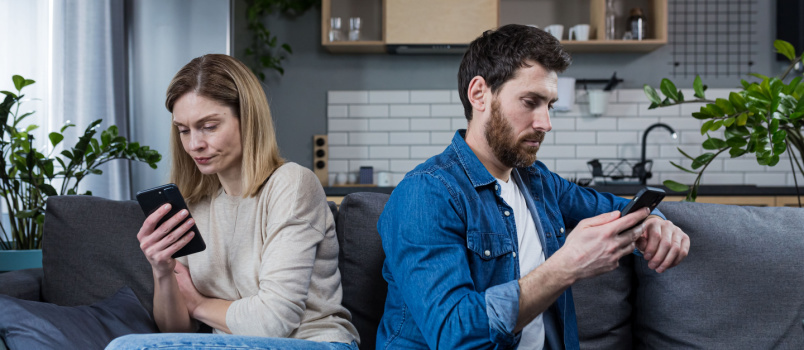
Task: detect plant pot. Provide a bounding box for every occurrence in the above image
[0,249,43,272]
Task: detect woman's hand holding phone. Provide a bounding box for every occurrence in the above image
[136,203,197,276]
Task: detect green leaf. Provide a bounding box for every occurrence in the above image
[24,124,39,133]
[723,117,735,127]
[660,79,680,102]
[701,120,714,135]
[60,123,75,133]
[729,147,747,158]
[767,154,781,166]
[643,86,660,104]
[38,184,57,196]
[0,90,18,98]
[22,79,35,88]
[774,39,796,61]
[749,73,771,81]
[741,79,750,89]
[281,43,292,54]
[48,132,64,147]
[702,137,727,150]
[715,98,735,115]
[726,136,747,148]
[663,180,690,192]
[691,112,710,120]
[709,120,724,132]
[693,76,705,99]
[705,103,725,117]
[669,161,697,174]
[12,75,24,91]
[729,92,747,112]
[677,147,696,160]
[691,152,715,169]
[737,113,749,126]
[14,209,38,219]
[773,140,787,154]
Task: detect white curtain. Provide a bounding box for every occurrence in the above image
[49,0,131,200]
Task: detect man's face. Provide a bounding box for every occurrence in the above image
[483,62,557,168]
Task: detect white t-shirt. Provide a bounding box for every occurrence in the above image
[496,176,546,350]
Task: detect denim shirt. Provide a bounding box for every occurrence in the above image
[377,130,663,349]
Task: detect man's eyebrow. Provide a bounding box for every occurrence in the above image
[524,91,558,103]
[172,113,222,126]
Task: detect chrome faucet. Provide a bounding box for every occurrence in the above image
[637,123,677,185]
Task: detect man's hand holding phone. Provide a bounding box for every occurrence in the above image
[137,203,197,276]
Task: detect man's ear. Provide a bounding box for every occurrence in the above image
[467,76,489,114]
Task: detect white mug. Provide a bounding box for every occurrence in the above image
[336,173,347,185]
[569,24,590,41]
[377,172,391,187]
[544,24,564,40]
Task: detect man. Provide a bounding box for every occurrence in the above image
[376,24,690,350]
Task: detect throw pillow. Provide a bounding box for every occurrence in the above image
[0,286,158,350]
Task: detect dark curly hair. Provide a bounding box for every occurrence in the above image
[458,24,572,121]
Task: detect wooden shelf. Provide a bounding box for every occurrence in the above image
[323,40,386,53]
[560,39,667,53]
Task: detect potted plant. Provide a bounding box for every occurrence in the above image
[643,40,803,205]
[0,75,161,271]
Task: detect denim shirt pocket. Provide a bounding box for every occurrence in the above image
[466,231,514,260]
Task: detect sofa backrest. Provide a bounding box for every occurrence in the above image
[335,192,389,350]
[42,195,154,313]
[574,200,804,349]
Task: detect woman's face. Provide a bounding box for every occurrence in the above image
[172,92,242,180]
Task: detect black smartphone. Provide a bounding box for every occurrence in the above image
[136,183,206,258]
[620,186,666,230]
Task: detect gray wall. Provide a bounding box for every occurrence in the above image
[232,0,779,169]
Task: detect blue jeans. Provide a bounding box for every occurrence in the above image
[105,334,358,350]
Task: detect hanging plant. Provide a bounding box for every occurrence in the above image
[244,0,320,80]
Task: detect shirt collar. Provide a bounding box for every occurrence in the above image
[450,129,542,188]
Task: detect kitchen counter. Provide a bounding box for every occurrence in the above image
[325,185,802,197]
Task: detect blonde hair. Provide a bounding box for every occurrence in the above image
[165,54,284,204]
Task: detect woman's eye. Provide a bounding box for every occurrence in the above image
[203,125,217,131]
[178,129,189,135]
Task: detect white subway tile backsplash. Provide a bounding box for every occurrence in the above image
[390,104,430,117]
[411,90,452,103]
[349,105,389,118]
[537,145,575,159]
[452,118,467,130]
[369,119,409,131]
[638,104,681,117]
[411,118,452,131]
[787,172,804,186]
[329,119,368,132]
[327,132,348,145]
[553,131,596,144]
[328,106,348,118]
[370,146,409,159]
[330,146,369,159]
[575,117,618,131]
[369,90,409,104]
[597,131,638,144]
[326,89,797,187]
[329,91,368,104]
[451,90,462,104]
[411,145,446,158]
[431,104,464,117]
[391,159,427,172]
[430,132,455,145]
[390,132,430,145]
[576,145,618,159]
[349,160,390,172]
[350,132,389,145]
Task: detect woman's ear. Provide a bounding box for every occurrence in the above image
[467,76,488,115]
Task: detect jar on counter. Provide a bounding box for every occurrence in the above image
[628,8,646,40]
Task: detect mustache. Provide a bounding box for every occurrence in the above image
[519,131,546,142]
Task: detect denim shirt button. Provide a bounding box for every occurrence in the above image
[560,227,565,233]
[495,184,499,191]
[512,252,517,258]
[484,250,491,257]
[504,211,511,216]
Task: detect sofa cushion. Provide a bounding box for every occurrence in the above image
[632,201,804,349]
[42,196,154,313]
[573,254,636,349]
[336,192,390,350]
[0,286,158,350]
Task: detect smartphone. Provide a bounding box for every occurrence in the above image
[620,186,666,230]
[136,183,206,258]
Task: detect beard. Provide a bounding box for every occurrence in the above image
[484,99,545,168]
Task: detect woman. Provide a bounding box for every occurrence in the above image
[107,54,359,349]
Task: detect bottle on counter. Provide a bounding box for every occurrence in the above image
[628,8,646,40]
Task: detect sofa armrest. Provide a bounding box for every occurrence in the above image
[0,268,43,301]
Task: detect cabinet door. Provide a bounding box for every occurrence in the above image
[384,0,498,44]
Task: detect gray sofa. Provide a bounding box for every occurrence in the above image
[1,193,803,349]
